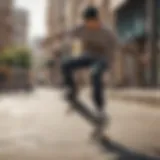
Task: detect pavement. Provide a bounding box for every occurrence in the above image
[0,88,159,160]
[109,89,160,106]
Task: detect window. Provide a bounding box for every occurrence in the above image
[117,8,145,42]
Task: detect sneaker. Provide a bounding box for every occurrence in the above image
[97,110,107,124]
[91,111,107,140]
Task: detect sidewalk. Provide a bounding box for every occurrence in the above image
[0,88,159,159]
[109,89,160,106]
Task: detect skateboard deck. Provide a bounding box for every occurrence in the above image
[71,100,100,125]
[69,100,112,150]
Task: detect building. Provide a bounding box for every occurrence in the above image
[108,0,128,86]
[0,0,13,52]
[113,0,160,87]
[46,0,66,58]
[114,0,148,87]
[13,8,29,47]
[45,0,67,85]
[32,37,49,84]
[47,0,66,35]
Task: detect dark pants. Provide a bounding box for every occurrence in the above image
[61,56,107,110]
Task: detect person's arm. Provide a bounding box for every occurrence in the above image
[67,25,83,37]
[43,25,83,46]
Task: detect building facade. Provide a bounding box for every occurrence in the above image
[46,0,66,36]
[45,0,67,85]
[13,8,29,47]
[109,0,128,86]
[115,0,160,87]
[32,37,48,84]
[0,0,13,52]
[46,0,66,58]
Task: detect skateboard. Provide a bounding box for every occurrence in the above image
[67,100,109,140]
[68,100,99,125]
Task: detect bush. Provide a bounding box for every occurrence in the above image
[0,47,32,69]
[13,51,31,69]
[0,53,13,67]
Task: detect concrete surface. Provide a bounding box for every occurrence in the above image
[0,88,159,160]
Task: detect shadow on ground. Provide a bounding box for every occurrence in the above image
[72,100,160,160]
[100,138,159,160]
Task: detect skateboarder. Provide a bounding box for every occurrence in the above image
[60,6,118,138]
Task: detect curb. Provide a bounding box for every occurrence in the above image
[109,90,160,106]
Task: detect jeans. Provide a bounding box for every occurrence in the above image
[61,55,108,110]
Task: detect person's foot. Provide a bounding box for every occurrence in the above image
[91,111,107,140]
[90,130,110,143]
[97,110,106,124]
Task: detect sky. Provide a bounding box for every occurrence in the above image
[15,0,46,40]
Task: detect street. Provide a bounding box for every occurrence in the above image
[0,88,159,160]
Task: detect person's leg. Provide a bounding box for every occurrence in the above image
[61,56,93,101]
[91,60,107,138]
[91,60,107,110]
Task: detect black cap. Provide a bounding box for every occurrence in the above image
[83,6,99,20]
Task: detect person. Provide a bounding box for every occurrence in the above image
[61,6,118,138]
